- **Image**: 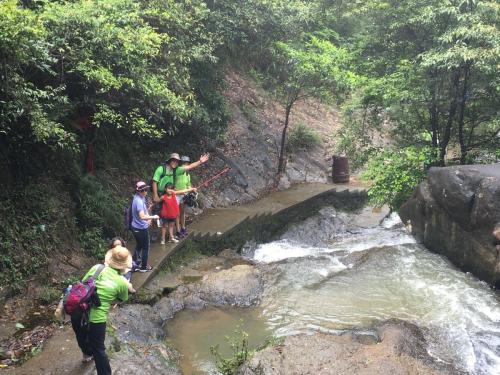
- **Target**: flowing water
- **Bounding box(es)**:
[167,211,500,375]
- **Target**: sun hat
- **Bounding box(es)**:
[180,155,190,163]
[136,181,150,191]
[167,153,181,162]
[104,246,132,271]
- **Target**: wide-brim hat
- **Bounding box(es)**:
[105,246,132,271]
[180,155,190,163]
[167,153,181,162]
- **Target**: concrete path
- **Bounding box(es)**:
[131,182,365,290]
[6,182,366,375]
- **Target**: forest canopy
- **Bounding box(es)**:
[1,0,499,183]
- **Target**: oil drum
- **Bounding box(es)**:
[332,155,349,183]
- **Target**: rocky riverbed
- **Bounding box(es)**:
[92,204,500,375]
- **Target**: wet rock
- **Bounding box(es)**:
[281,207,349,246]
[155,296,185,321]
[109,304,164,345]
[179,268,203,283]
[83,344,181,375]
[239,321,460,375]
[400,163,500,287]
[196,264,263,306]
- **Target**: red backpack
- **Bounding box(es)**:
[63,265,105,315]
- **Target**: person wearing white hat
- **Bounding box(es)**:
[131,181,159,272]
[71,246,130,374]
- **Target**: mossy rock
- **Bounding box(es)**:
[129,288,161,305]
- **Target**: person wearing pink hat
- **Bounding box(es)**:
[131,181,159,272]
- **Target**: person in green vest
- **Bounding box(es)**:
[152,152,209,203]
[175,155,193,237]
[71,246,130,374]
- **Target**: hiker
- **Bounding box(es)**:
[131,181,159,273]
[152,152,209,204]
[160,183,196,244]
[71,246,130,374]
[175,155,193,237]
[106,237,136,293]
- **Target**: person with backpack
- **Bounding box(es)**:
[70,246,130,374]
[131,181,159,272]
[175,155,193,238]
[151,152,210,204]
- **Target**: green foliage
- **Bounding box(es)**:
[38,286,61,305]
[287,122,321,152]
[335,0,499,166]
[362,147,437,211]
[76,175,124,257]
[271,36,355,104]
[77,175,123,234]
[78,228,106,259]
[210,323,253,375]
[0,183,68,293]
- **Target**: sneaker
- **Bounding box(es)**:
[181,228,188,236]
[160,239,165,245]
[138,265,154,273]
[82,354,93,363]
[169,238,179,243]
[175,231,184,238]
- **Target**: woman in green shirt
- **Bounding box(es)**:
[71,246,130,374]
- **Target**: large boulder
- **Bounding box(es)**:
[196,264,263,306]
[400,163,500,287]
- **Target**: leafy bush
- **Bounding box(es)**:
[77,175,124,236]
[210,323,253,375]
[287,122,322,152]
[79,228,107,259]
[362,147,437,211]
[0,183,66,293]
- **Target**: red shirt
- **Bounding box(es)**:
[160,193,179,219]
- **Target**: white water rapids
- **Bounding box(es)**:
[252,213,500,375]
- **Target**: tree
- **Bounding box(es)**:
[335,0,499,166]
[270,36,354,177]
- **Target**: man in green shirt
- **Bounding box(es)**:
[71,246,130,375]
[176,156,193,237]
[151,152,210,203]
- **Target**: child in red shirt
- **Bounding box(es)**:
[160,183,195,244]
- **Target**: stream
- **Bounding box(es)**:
[166,209,500,375]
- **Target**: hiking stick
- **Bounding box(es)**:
[196,167,231,189]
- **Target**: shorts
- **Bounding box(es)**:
[161,217,176,225]
[176,194,185,204]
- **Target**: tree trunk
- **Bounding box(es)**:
[458,65,470,165]
[427,69,440,163]
[277,102,293,176]
[439,70,461,165]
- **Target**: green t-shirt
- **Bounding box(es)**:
[153,165,186,193]
[175,171,191,190]
[83,265,129,323]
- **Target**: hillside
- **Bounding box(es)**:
[0,70,342,356]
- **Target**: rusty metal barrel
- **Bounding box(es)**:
[332,155,349,183]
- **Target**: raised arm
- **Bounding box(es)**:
[183,153,209,171]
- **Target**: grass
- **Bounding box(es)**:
[287,122,322,153]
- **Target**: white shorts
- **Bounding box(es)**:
[176,194,185,204]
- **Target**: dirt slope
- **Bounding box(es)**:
[199,70,342,207]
